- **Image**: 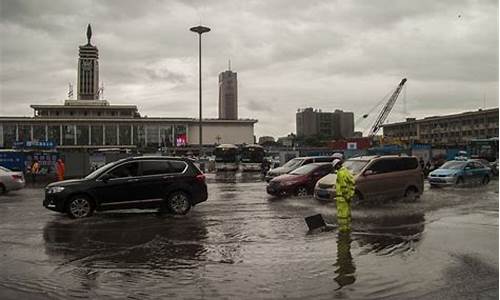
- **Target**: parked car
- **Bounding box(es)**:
[43,156,208,218]
[0,166,26,194]
[428,160,491,187]
[265,156,338,182]
[266,162,334,197]
[314,156,424,202]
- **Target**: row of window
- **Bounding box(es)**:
[366,158,418,174]
[109,160,187,179]
[36,110,133,117]
[0,124,187,148]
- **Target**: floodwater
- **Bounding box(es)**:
[0,173,498,299]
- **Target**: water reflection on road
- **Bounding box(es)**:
[0,174,497,299]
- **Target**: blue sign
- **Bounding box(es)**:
[13,140,56,149]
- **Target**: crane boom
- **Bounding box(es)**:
[368,78,407,137]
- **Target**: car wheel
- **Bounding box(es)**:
[482,175,490,185]
[295,186,309,197]
[455,177,464,186]
[404,187,419,202]
[168,191,192,215]
[67,195,94,219]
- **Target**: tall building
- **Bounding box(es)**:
[218,68,238,120]
[77,24,99,100]
[382,108,499,146]
[296,108,354,139]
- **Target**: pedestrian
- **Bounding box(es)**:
[335,160,355,233]
[55,158,65,181]
[419,157,425,170]
[30,159,40,184]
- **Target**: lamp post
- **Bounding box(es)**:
[190,25,211,157]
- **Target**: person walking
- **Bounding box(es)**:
[335,160,355,233]
[30,159,40,184]
[55,159,65,181]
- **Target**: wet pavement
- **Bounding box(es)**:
[0,173,498,299]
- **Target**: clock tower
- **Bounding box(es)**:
[77,24,99,100]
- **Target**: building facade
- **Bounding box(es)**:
[296,108,354,139]
[218,70,238,120]
[382,108,499,146]
[0,25,256,152]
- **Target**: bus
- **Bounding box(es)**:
[240,144,265,172]
[469,138,499,162]
[214,144,239,171]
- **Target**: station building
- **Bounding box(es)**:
[0,25,257,153]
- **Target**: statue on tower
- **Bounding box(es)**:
[86,24,92,45]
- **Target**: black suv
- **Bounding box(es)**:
[43,156,208,218]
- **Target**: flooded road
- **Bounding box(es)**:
[0,174,498,299]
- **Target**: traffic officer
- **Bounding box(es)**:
[335,159,355,232]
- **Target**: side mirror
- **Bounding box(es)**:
[363,170,375,176]
[100,173,112,182]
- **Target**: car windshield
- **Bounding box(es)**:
[343,160,369,175]
[439,161,467,170]
[290,164,317,175]
[84,160,124,179]
[282,158,304,169]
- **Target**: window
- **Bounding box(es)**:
[105,125,117,145]
[397,158,418,170]
[315,164,333,176]
[303,159,314,165]
[170,161,187,173]
[140,161,171,176]
[91,125,103,145]
[367,159,398,174]
[107,162,139,178]
[315,157,335,163]
[76,125,89,145]
[62,125,75,145]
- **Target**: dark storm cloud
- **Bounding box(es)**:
[0,0,497,136]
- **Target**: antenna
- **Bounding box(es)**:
[228,59,231,71]
[98,81,104,100]
[68,83,73,100]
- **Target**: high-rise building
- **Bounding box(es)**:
[77,24,99,100]
[218,69,238,120]
[296,108,354,139]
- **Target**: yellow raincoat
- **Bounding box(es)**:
[335,166,355,232]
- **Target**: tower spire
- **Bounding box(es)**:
[86,24,92,45]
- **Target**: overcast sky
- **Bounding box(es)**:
[0,0,498,138]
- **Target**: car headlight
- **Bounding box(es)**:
[47,186,65,194]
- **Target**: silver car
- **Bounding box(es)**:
[0,166,26,194]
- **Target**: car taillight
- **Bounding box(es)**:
[12,175,23,180]
[196,174,206,183]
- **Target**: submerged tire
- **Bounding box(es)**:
[404,187,419,202]
[295,186,309,197]
[167,191,192,215]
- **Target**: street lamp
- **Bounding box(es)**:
[190,25,211,157]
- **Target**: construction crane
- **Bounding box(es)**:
[366,78,407,137]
